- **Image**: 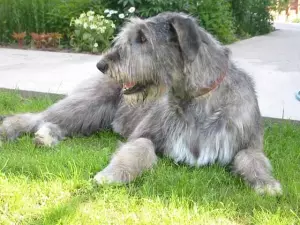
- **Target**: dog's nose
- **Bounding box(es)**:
[96,61,108,73]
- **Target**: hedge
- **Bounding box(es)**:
[0,0,274,49]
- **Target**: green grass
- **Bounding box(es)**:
[0,90,299,225]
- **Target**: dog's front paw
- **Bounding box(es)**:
[93,170,126,185]
[0,117,19,141]
[254,180,282,196]
[34,127,58,147]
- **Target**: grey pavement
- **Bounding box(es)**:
[0,49,99,94]
[228,22,300,121]
[0,22,300,121]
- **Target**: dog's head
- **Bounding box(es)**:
[97,12,229,102]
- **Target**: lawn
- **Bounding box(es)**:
[0,90,299,225]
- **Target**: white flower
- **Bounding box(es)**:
[74,19,81,25]
[88,16,94,21]
[111,10,118,14]
[128,7,135,13]
[80,13,86,19]
[83,22,88,29]
[98,27,106,34]
[94,43,98,48]
[107,14,112,18]
[87,11,95,16]
[104,9,110,14]
[118,13,125,19]
[111,23,116,29]
[90,24,97,30]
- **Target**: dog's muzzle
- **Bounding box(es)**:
[96,60,108,73]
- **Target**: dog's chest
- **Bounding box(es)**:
[165,122,236,167]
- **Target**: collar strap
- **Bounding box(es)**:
[192,68,227,98]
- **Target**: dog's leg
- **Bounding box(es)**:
[0,113,43,141]
[34,122,66,147]
[0,75,121,146]
[232,149,282,195]
[94,138,157,184]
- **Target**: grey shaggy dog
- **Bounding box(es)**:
[0,12,282,195]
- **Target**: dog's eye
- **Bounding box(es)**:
[136,30,147,44]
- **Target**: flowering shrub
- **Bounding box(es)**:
[103,7,136,27]
[12,32,26,48]
[30,32,62,49]
[70,10,116,53]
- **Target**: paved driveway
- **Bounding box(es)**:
[0,49,100,94]
[228,22,300,121]
[0,22,299,120]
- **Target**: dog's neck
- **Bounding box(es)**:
[192,64,228,99]
[123,84,167,105]
[193,72,226,98]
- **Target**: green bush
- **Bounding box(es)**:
[102,7,137,29]
[131,0,236,44]
[0,0,58,43]
[187,0,237,44]
[46,0,107,41]
[231,0,274,37]
[69,10,116,53]
[0,0,274,49]
[0,0,107,44]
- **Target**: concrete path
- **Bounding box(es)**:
[228,22,300,121]
[0,49,99,94]
[0,22,300,120]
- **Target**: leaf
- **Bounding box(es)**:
[74,30,80,37]
[82,33,91,41]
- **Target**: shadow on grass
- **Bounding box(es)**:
[26,182,102,225]
[28,195,85,225]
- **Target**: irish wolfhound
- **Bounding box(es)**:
[0,12,282,195]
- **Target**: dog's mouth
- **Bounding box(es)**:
[122,82,152,95]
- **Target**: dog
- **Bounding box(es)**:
[0,12,281,195]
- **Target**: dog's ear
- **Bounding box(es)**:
[169,15,201,63]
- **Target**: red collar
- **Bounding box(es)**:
[193,69,227,98]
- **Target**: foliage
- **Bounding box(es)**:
[117,0,141,7]
[231,0,274,37]
[0,0,57,43]
[46,0,108,42]
[269,0,290,13]
[136,0,189,18]
[70,11,116,53]
[188,0,237,44]
[0,0,275,49]
[30,32,62,49]
[130,0,236,44]
[0,0,107,44]
[104,0,141,12]
[104,7,137,28]
[12,32,26,48]
[292,17,300,23]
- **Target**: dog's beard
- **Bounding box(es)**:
[123,84,166,105]
[109,70,166,105]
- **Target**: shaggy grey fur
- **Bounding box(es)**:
[0,12,281,195]
[94,138,157,184]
